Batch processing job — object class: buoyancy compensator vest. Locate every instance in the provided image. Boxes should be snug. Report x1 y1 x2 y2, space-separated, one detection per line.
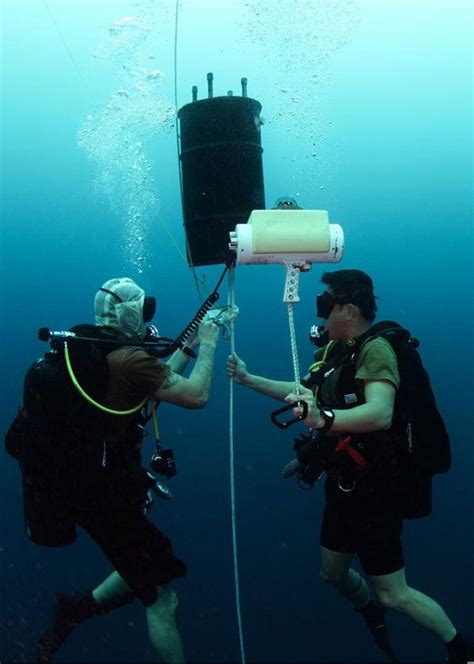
6 325 126 459
4 324 150 546
302 321 451 519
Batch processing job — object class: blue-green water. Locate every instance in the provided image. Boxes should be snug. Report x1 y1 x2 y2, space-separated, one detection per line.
1 0 472 661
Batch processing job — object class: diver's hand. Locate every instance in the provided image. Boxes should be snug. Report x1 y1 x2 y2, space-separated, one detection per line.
285 385 321 428
226 352 249 384
197 319 219 345
204 305 239 326
219 304 239 325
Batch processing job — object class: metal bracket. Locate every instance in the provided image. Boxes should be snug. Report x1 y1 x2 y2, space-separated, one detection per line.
283 262 312 303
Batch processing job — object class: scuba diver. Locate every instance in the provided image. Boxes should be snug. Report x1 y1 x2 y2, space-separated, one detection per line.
227 269 470 663
7 277 234 664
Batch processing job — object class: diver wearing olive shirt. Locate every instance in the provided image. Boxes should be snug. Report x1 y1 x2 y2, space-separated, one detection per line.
227 269 470 664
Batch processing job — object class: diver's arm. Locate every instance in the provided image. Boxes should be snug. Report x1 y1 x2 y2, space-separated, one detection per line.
155 342 217 408
155 321 219 409
227 353 294 400
166 349 191 375
165 338 198 375
286 380 396 432
242 374 299 400
165 329 199 375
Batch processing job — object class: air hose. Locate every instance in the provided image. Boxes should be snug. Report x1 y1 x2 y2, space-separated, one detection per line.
64 341 147 415
171 264 228 349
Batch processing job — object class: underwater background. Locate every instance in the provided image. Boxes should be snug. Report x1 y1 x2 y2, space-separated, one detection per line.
1 0 472 661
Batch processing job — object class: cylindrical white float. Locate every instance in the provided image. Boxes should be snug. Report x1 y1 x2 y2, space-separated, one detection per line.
229 210 344 264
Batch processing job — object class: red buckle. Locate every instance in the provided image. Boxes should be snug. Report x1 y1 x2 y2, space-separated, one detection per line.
335 436 368 468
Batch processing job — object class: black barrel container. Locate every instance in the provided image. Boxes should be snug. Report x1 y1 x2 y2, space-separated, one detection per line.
178 96 265 266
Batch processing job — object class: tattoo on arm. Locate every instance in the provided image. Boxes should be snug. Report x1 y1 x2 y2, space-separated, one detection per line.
161 372 180 390
191 343 215 384
168 356 189 376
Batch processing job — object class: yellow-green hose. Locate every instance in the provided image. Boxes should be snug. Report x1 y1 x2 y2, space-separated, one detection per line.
64 341 147 416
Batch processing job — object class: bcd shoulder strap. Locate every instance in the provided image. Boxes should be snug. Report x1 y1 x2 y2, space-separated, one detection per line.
304 341 353 392
304 321 409 403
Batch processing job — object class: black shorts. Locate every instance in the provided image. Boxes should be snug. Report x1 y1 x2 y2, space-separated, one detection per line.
22 470 187 607
320 507 404 577
76 497 187 607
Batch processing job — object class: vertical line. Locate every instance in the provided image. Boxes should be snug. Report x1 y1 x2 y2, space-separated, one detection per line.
43 1 96 106
228 268 246 664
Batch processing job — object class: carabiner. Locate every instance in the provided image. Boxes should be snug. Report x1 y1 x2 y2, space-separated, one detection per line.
270 400 309 430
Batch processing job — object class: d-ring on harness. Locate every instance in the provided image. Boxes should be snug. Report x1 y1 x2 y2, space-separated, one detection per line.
335 435 368 493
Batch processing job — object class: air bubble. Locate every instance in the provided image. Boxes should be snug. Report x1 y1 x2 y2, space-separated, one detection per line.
78 0 175 275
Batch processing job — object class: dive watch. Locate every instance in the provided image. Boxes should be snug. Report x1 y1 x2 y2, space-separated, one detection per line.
318 408 335 433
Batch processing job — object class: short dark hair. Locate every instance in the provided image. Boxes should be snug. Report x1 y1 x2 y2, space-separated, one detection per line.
321 269 377 322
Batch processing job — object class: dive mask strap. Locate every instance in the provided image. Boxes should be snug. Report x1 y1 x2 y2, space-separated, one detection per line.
99 287 123 302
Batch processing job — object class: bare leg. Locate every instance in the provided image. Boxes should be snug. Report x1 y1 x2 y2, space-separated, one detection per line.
92 570 133 604
146 585 185 664
320 546 370 608
320 546 398 661
370 567 457 643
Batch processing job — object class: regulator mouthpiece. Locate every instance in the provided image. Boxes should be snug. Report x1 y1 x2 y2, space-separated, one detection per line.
310 324 330 348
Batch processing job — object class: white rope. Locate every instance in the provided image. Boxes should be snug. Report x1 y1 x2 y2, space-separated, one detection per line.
175 5 243 656
283 263 303 395
287 302 302 396
227 268 246 664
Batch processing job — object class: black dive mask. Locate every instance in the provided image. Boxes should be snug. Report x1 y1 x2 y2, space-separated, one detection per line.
143 296 156 323
316 291 336 319
316 290 355 320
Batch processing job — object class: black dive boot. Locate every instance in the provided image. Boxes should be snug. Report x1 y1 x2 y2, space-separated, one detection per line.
356 600 399 663
37 590 134 662
445 631 473 663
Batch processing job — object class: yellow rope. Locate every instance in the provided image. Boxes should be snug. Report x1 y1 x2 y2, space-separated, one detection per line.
156 212 188 265
44 2 97 106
